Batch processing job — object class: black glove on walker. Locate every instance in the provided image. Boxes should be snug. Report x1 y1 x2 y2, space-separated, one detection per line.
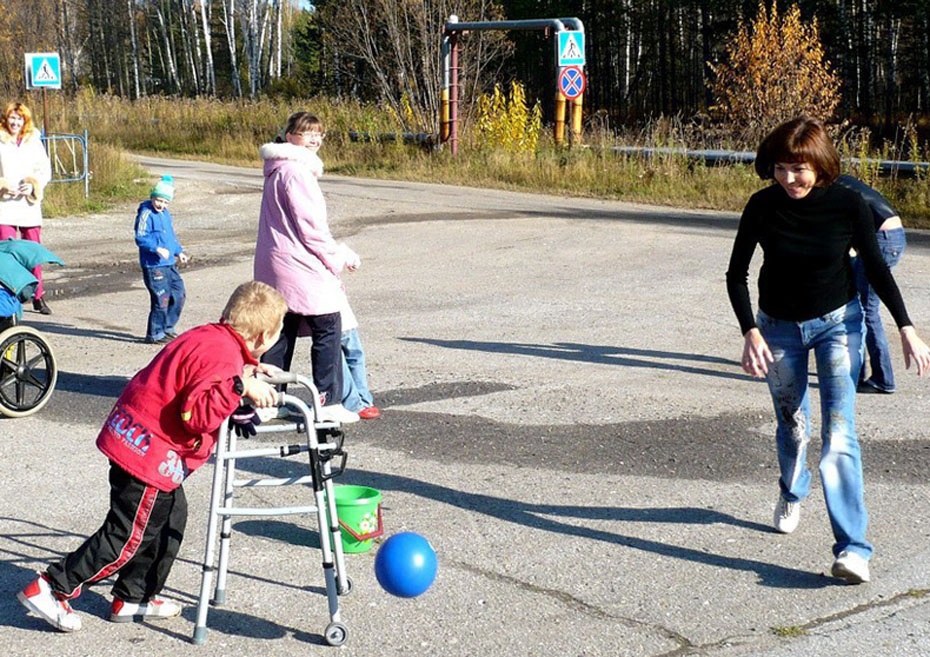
229 403 261 438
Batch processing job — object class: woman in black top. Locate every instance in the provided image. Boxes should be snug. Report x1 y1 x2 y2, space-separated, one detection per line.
726 116 930 585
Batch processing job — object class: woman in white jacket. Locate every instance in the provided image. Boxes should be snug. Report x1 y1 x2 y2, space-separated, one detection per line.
0 102 52 314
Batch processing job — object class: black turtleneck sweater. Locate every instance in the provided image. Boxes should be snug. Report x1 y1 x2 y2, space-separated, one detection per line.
726 182 911 335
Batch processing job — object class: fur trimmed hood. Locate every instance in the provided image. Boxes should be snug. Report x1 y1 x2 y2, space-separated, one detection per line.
259 141 323 178
0 129 41 147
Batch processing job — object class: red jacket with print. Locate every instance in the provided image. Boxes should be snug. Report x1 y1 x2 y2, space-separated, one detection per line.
97 323 255 492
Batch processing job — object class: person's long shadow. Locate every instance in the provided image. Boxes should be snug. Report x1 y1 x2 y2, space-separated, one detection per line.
0 518 111 631
401 337 750 383
53 371 128 397
23 321 140 344
229 458 829 591
0 515 331 645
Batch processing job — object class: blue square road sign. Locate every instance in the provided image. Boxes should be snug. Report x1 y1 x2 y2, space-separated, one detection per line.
557 31 585 67
25 53 62 90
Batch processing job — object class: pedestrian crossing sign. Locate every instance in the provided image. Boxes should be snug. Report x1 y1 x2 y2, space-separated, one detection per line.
557 31 585 67
25 52 62 90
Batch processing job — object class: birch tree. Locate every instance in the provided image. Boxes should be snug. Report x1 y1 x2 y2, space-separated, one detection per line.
219 0 242 97
126 0 142 97
198 0 216 95
317 0 512 131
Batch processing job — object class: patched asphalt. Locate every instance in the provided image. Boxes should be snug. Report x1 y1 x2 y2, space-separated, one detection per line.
2 156 930 657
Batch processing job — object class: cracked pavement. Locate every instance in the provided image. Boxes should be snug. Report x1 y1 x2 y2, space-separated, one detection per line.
2 155 930 656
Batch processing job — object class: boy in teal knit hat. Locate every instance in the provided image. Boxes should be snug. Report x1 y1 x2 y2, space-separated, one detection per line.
134 175 189 344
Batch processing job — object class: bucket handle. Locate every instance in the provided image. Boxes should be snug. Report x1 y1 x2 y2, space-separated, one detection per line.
338 504 384 541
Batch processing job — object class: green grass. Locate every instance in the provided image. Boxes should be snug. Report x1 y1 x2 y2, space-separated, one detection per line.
771 625 809 638
40 92 930 228
44 141 150 218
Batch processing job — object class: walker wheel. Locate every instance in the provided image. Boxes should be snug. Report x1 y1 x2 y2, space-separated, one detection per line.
338 575 353 596
324 621 348 646
0 325 57 418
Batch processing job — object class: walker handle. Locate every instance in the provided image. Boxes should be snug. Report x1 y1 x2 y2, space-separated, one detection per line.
257 370 300 386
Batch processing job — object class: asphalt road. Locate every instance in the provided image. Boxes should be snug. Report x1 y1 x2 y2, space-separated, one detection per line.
2 155 930 657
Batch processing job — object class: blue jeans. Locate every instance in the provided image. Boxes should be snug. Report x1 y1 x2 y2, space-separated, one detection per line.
142 265 185 341
853 227 906 391
341 327 373 411
757 300 871 559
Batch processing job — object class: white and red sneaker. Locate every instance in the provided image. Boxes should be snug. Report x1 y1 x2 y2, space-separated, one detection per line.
17 573 82 632
109 595 183 623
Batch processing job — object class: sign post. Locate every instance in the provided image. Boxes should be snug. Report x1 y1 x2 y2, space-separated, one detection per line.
442 18 587 152
24 52 62 140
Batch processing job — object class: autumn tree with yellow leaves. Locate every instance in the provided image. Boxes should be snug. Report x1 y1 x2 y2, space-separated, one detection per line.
708 1 842 141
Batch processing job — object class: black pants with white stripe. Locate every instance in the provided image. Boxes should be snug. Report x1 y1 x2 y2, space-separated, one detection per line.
45 462 187 604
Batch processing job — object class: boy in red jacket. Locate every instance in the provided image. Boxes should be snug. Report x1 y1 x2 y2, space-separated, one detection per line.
17 281 287 632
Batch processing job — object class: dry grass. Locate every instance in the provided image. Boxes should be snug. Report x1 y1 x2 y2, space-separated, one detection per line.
40 92 930 228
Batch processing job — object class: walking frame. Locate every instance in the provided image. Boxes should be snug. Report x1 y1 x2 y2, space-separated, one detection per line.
192 371 352 647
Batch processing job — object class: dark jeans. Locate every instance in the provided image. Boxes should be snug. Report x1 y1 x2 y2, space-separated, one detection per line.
261 310 343 405
142 265 186 340
46 463 187 603
853 227 906 391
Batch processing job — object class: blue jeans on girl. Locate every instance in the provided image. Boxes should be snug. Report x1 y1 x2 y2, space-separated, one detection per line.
853 227 906 392
757 300 872 560
341 327 373 412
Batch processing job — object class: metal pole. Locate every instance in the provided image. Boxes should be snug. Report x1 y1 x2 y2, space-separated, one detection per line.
572 94 584 144
554 91 566 145
83 130 89 198
41 89 49 146
450 31 459 155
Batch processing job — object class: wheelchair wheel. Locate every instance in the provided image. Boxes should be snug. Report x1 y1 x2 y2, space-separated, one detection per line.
0 325 57 418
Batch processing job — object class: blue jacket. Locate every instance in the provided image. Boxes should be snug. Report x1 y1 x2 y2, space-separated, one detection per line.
134 200 183 268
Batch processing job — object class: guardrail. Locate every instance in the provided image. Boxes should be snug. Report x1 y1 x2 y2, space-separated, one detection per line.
341 135 930 176
42 131 89 197
607 146 930 177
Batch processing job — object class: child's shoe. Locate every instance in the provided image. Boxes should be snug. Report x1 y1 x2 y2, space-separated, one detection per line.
17 573 82 632
358 406 381 420
319 404 360 424
109 595 182 622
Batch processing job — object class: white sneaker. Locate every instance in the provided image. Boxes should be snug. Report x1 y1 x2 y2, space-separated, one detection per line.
319 404 360 424
774 495 800 534
831 551 871 584
17 573 82 632
109 595 183 622
255 406 295 423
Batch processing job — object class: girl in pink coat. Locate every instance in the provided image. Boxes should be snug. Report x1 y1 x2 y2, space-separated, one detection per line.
254 111 360 424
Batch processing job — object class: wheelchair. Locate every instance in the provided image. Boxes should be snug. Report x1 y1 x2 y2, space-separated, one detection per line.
0 314 57 418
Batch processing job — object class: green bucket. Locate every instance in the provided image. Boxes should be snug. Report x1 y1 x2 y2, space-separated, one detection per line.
333 485 383 553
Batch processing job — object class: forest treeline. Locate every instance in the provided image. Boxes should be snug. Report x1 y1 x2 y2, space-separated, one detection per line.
3 1 929 138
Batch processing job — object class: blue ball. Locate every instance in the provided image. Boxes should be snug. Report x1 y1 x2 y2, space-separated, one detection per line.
374 532 438 598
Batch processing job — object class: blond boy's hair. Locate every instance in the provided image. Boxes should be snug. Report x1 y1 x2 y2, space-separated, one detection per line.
221 281 287 341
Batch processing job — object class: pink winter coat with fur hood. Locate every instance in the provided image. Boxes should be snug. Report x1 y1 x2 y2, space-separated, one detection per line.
254 141 352 316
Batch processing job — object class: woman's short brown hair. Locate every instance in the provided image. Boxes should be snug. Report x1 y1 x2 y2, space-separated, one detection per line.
754 116 840 185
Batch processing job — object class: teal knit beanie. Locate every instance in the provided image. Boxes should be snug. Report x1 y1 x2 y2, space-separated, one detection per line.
151 175 175 202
